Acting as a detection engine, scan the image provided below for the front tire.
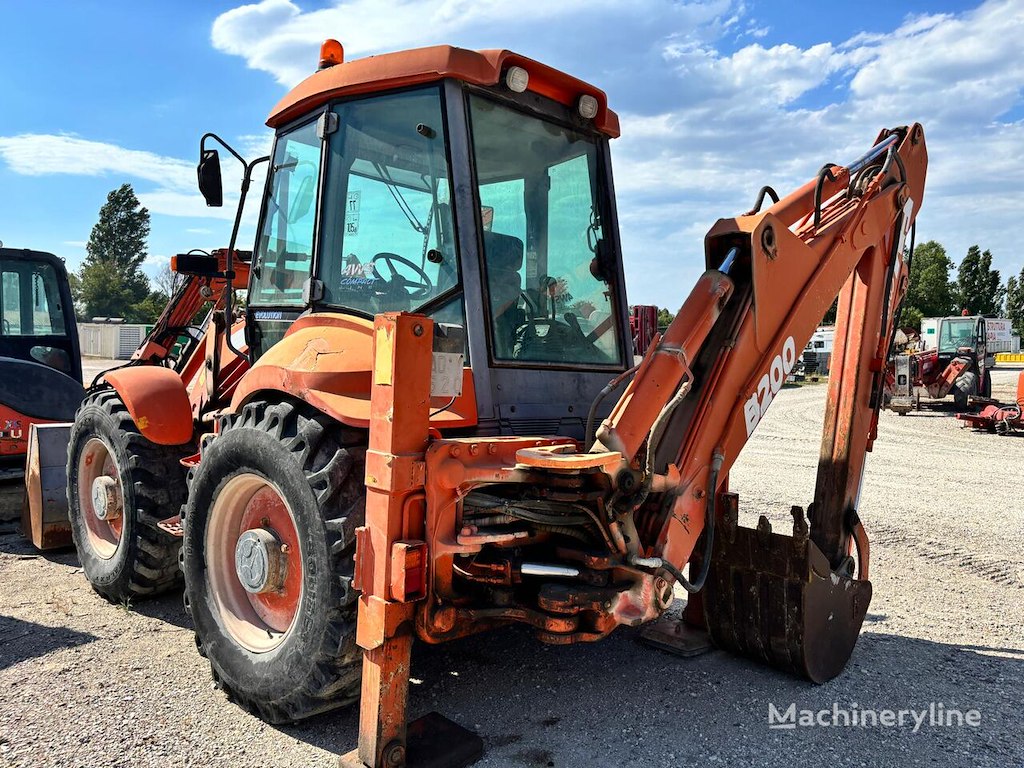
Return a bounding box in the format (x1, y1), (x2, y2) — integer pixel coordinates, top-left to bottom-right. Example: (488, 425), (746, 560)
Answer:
(67, 389), (191, 602)
(181, 400), (365, 724)
(953, 371), (977, 410)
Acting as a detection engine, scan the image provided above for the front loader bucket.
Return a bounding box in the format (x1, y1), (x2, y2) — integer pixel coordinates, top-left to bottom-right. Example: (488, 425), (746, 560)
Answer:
(701, 493), (872, 683)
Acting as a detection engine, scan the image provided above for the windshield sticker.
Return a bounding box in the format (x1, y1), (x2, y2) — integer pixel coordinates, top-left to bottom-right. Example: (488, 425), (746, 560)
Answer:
(346, 191), (361, 235)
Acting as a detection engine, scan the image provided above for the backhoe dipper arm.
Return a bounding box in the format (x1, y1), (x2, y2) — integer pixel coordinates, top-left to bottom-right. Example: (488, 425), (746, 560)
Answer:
(595, 124), (927, 574)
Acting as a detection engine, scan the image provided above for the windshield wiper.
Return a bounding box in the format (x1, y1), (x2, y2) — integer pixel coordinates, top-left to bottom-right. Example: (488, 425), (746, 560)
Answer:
(373, 161), (426, 235)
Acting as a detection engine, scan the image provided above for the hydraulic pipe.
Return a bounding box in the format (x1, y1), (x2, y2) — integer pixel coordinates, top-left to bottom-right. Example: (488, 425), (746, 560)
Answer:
(593, 269), (734, 464)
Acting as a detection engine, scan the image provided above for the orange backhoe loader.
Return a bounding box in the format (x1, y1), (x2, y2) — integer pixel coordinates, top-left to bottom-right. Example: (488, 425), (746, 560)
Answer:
(45, 39), (925, 768)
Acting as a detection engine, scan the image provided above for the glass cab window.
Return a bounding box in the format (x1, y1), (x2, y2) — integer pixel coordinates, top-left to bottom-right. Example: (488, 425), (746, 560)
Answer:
(251, 119), (322, 306)
(468, 95), (622, 366)
(1, 260), (67, 337)
(938, 318), (977, 352)
(319, 88), (459, 316)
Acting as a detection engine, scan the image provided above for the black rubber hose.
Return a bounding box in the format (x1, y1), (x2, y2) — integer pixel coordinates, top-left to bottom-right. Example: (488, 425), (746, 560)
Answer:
(629, 451), (723, 593)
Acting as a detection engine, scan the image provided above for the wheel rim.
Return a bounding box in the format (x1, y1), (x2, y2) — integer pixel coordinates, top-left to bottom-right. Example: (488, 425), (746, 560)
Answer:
(206, 473), (303, 653)
(77, 437), (124, 560)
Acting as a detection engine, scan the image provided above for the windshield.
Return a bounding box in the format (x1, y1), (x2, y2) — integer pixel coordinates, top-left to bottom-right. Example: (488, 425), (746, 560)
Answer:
(251, 118), (322, 306)
(1, 259), (68, 337)
(318, 87), (459, 315)
(468, 95), (622, 366)
(938, 318), (976, 352)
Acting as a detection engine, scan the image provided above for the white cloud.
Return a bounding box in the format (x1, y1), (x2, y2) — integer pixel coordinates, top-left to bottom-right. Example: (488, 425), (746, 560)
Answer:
(211, 0), (736, 87)
(609, 0), (1024, 297)
(236, 132), (274, 158)
(0, 134), (193, 191)
(205, 0), (1024, 303)
(0, 133), (266, 224)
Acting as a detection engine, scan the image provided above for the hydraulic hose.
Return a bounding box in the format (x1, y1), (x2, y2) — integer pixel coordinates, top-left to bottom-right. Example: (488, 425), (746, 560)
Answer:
(585, 363), (640, 450)
(629, 450), (724, 594)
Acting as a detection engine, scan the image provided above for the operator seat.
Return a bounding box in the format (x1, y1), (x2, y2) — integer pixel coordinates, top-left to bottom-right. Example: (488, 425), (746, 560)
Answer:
(483, 231), (525, 358)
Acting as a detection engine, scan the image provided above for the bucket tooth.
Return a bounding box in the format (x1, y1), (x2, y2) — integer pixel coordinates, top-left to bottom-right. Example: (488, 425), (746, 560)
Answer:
(790, 505), (809, 540)
(703, 494), (871, 683)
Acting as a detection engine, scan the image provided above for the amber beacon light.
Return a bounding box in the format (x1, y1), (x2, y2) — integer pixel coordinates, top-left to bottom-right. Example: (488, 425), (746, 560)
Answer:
(319, 39), (344, 69)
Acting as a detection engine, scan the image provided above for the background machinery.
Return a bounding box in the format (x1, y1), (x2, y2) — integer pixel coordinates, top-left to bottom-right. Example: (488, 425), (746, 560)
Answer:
(0, 247), (83, 478)
(0, 246), (83, 544)
(887, 313), (992, 413)
(957, 370), (1024, 434)
(44, 39), (927, 768)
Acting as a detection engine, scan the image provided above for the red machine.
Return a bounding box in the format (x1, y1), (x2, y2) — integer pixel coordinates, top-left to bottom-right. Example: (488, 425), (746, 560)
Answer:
(174, 43), (925, 768)
(629, 304), (658, 354)
(0, 248), (83, 480)
(887, 314), (992, 413)
(957, 371), (1024, 434)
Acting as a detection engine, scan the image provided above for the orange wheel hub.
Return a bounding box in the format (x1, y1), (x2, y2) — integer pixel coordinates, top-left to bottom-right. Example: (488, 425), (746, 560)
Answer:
(206, 474), (303, 653)
(77, 438), (124, 559)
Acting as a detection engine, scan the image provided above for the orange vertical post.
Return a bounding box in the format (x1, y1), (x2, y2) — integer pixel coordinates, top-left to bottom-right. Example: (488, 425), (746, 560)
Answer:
(348, 312), (433, 768)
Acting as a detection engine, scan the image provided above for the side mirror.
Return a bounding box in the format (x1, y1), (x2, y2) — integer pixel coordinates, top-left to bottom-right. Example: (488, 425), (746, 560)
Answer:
(198, 149), (223, 207)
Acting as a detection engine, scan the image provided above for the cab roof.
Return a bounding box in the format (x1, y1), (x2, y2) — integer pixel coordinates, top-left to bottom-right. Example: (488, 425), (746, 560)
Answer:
(0, 247), (69, 276)
(266, 45), (620, 138)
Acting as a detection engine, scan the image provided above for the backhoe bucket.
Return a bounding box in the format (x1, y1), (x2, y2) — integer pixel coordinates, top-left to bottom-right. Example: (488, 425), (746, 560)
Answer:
(702, 494), (872, 683)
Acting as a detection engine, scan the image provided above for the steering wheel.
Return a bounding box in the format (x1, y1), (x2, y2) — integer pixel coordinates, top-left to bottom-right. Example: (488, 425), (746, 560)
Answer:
(371, 253), (433, 300)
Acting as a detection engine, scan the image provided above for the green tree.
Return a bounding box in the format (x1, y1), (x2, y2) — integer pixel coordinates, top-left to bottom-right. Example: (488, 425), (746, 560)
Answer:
(657, 308), (674, 328)
(899, 305), (923, 332)
(904, 240), (955, 320)
(1006, 267), (1024, 337)
(133, 290), (170, 324)
(79, 184), (152, 321)
(955, 245), (1004, 316)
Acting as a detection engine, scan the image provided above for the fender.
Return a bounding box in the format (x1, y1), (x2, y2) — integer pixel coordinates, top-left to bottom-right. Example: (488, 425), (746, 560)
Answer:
(230, 312), (477, 429)
(102, 366), (194, 446)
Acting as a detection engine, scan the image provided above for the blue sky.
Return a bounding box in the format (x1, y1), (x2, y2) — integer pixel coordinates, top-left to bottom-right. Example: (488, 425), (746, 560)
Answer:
(1, 0), (1021, 309)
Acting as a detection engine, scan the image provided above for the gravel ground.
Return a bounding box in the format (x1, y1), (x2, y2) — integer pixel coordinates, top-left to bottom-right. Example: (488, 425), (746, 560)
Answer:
(1, 363), (1021, 768)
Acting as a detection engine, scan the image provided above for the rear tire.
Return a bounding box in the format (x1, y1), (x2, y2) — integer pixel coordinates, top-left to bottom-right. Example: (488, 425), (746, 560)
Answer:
(982, 370), (992, 398)
(181, 400), (365, 724)
(67, 389), (191, 602)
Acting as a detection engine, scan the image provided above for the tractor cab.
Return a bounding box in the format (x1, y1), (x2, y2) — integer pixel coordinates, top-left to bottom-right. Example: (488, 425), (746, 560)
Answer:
(0, 248), (81, 380)
(227, 43), (633, 438)
(0, 247), (83, 476)
(937, 314), (990, 389)
(937, 315), (985, 357)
